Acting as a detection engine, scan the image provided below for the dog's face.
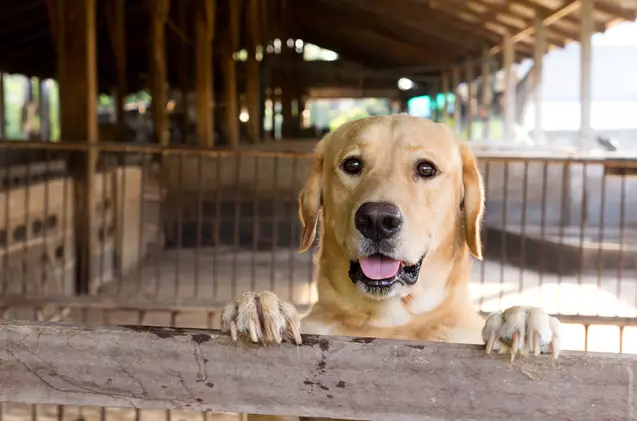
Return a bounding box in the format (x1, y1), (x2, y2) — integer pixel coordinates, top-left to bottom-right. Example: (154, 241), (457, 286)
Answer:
(298, 115), (484, 300)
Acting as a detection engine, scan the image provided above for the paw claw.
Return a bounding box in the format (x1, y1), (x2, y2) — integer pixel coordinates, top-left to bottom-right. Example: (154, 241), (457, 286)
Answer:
(482, 306), (561, 360)
(221, 291), (301, 346)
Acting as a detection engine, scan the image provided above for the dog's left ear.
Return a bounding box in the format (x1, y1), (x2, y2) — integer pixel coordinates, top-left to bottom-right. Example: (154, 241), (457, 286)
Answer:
(459, 142), (485, 260)
(298, 138), (327, 253)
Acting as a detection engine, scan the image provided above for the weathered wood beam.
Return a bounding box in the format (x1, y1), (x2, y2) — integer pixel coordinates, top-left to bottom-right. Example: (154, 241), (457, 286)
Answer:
(480, 46), (493, 141)
(513, 0), (605, 32)
(245, 0), (261, 143)
(1, 320), (636, 420)
(297, 5), (457, 66)
(465, 59), (476, 141)
(595, 0), (636, 21)
(503, 31), (516, 141)
(105, 0), (126, 142)
(451, 66), (461, 135)
(466, 0), (580, 41)
(195, 0), (215, 147)
(533, 13), (546, 145)
(425, 5), (535, 57)
(222, 0), (241, 149)
(2, 295), (637, 328)
(321, 0), (479, 56)
(433, 0), (566, 49)
(441, 72), (450, 125)
(55, 0), (98, 295)
(177, 0), (190, 144)
(148, 0), (170, 145)
(580, 0), (594, 151)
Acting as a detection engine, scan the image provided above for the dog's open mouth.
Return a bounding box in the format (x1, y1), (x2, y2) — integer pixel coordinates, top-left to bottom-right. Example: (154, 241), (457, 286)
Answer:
(348, 253), (424, 291)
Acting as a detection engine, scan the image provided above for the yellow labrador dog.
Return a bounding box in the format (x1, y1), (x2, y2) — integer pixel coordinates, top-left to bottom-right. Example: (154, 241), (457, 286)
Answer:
(221, 115), (560, 421)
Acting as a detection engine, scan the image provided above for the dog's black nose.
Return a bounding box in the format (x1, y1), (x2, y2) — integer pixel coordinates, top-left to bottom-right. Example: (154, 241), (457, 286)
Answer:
(355, 202), (403, 241)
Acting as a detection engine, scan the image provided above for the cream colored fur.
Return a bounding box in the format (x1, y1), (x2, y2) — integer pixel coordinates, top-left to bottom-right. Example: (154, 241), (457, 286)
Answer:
(221, 115), (560, 421)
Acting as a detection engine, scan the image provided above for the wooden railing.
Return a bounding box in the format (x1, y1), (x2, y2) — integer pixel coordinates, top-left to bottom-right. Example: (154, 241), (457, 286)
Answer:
(1, 320), (634, 420)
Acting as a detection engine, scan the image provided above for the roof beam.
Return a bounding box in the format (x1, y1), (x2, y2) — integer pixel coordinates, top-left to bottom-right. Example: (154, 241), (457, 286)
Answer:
(594, 0), (637, 22)
(467, 0), (580, 41)
(512, 0), (606, 32)
(425, 5), (535, 57)
(324, 0), (480, 56)
(292, 6), (456, 66)
(431, 0), (566, 49)
(489, 0), (583, 56)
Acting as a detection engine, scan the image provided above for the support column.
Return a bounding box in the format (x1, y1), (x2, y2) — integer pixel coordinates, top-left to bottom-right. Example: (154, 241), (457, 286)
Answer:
(195, 0), (215, 147)
(465, 60), (475, 141)
(178, 0), (191, 144)
(533, 14), (546, 145)
(451, 66), (461, 136)
(223, 0), (240, 149)
(281, 90), (293, 138)
(56, 0), (98, 294)
(503, 31), (516, 142)
(245, 0), (261, 143)
(148, 0), (170, 145)
(105, 0), (126, 141)
(481, 46), (493, 142)
(441, 73), (450, 125)
(579, 0), (594, 152)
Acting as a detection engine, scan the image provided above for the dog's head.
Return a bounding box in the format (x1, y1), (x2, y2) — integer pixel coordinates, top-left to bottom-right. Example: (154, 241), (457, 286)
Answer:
(298, 115), (484, 301)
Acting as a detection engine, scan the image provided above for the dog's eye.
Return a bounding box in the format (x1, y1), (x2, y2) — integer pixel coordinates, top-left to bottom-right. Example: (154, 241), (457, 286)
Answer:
(341, 157), (363, 175)
(415, 160), (437, 178)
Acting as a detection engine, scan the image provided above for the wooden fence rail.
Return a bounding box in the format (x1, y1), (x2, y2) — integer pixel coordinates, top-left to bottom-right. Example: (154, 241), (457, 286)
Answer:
(0, 320), (635, 421)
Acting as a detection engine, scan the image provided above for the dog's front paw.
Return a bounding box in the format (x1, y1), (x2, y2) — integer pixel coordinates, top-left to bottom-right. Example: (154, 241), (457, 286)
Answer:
(221, 291), (302, 345)
(482, 306), (560, 361)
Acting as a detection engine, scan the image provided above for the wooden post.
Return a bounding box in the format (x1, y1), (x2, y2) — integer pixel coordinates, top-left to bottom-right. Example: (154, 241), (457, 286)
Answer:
(2, 320), (637, 421)
(503, 31), (516, 142)
(451, 66), (461, 136)
(464, 60), (475, 141)
(533, 14), (546, 145)
(580, 0), (594, 152)
(148, 0), (170, 146)
(441, 72), (450, 125)
(481, 46), (492, 141)
(178, 0), (190, 144)
(195, 0), (215, 147)
(55, 0), (99, 294)
(105, 0), (126, 142)
(223, 0), (240, 149)
(245, 0), (261, 143)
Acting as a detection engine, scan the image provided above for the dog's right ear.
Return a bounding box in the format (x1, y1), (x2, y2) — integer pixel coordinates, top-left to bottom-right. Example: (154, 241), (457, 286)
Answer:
(298, 138), (327, 253)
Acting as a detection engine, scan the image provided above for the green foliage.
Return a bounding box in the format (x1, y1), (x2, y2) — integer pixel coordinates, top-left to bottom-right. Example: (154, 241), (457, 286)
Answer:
(3, 74), (28, 139)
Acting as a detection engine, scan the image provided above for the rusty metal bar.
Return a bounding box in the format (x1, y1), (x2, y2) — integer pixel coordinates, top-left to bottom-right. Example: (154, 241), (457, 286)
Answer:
(251, 156), (260, 292)
(194, 154), (204, 297)
(270, 156), (279, 293)
(175, 153), (184, 298)
(136, 158), (147, 296)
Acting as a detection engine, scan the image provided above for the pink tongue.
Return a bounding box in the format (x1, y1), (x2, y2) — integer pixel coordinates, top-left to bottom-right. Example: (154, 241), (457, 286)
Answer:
(359, 256), (401, 280)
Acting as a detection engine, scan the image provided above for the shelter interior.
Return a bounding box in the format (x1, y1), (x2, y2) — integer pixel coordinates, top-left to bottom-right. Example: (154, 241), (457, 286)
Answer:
(1, 0), (635, 149)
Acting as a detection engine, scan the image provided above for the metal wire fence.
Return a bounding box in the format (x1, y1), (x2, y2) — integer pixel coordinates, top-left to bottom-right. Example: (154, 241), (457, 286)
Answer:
(1, 139), (637, 420)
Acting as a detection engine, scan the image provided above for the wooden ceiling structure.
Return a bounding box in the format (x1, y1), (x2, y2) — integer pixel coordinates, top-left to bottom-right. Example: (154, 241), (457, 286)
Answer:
(0, 0), (635, 94)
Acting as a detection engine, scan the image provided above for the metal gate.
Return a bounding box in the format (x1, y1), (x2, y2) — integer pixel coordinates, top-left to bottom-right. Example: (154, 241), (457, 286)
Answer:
(2, 140), (637, 420)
